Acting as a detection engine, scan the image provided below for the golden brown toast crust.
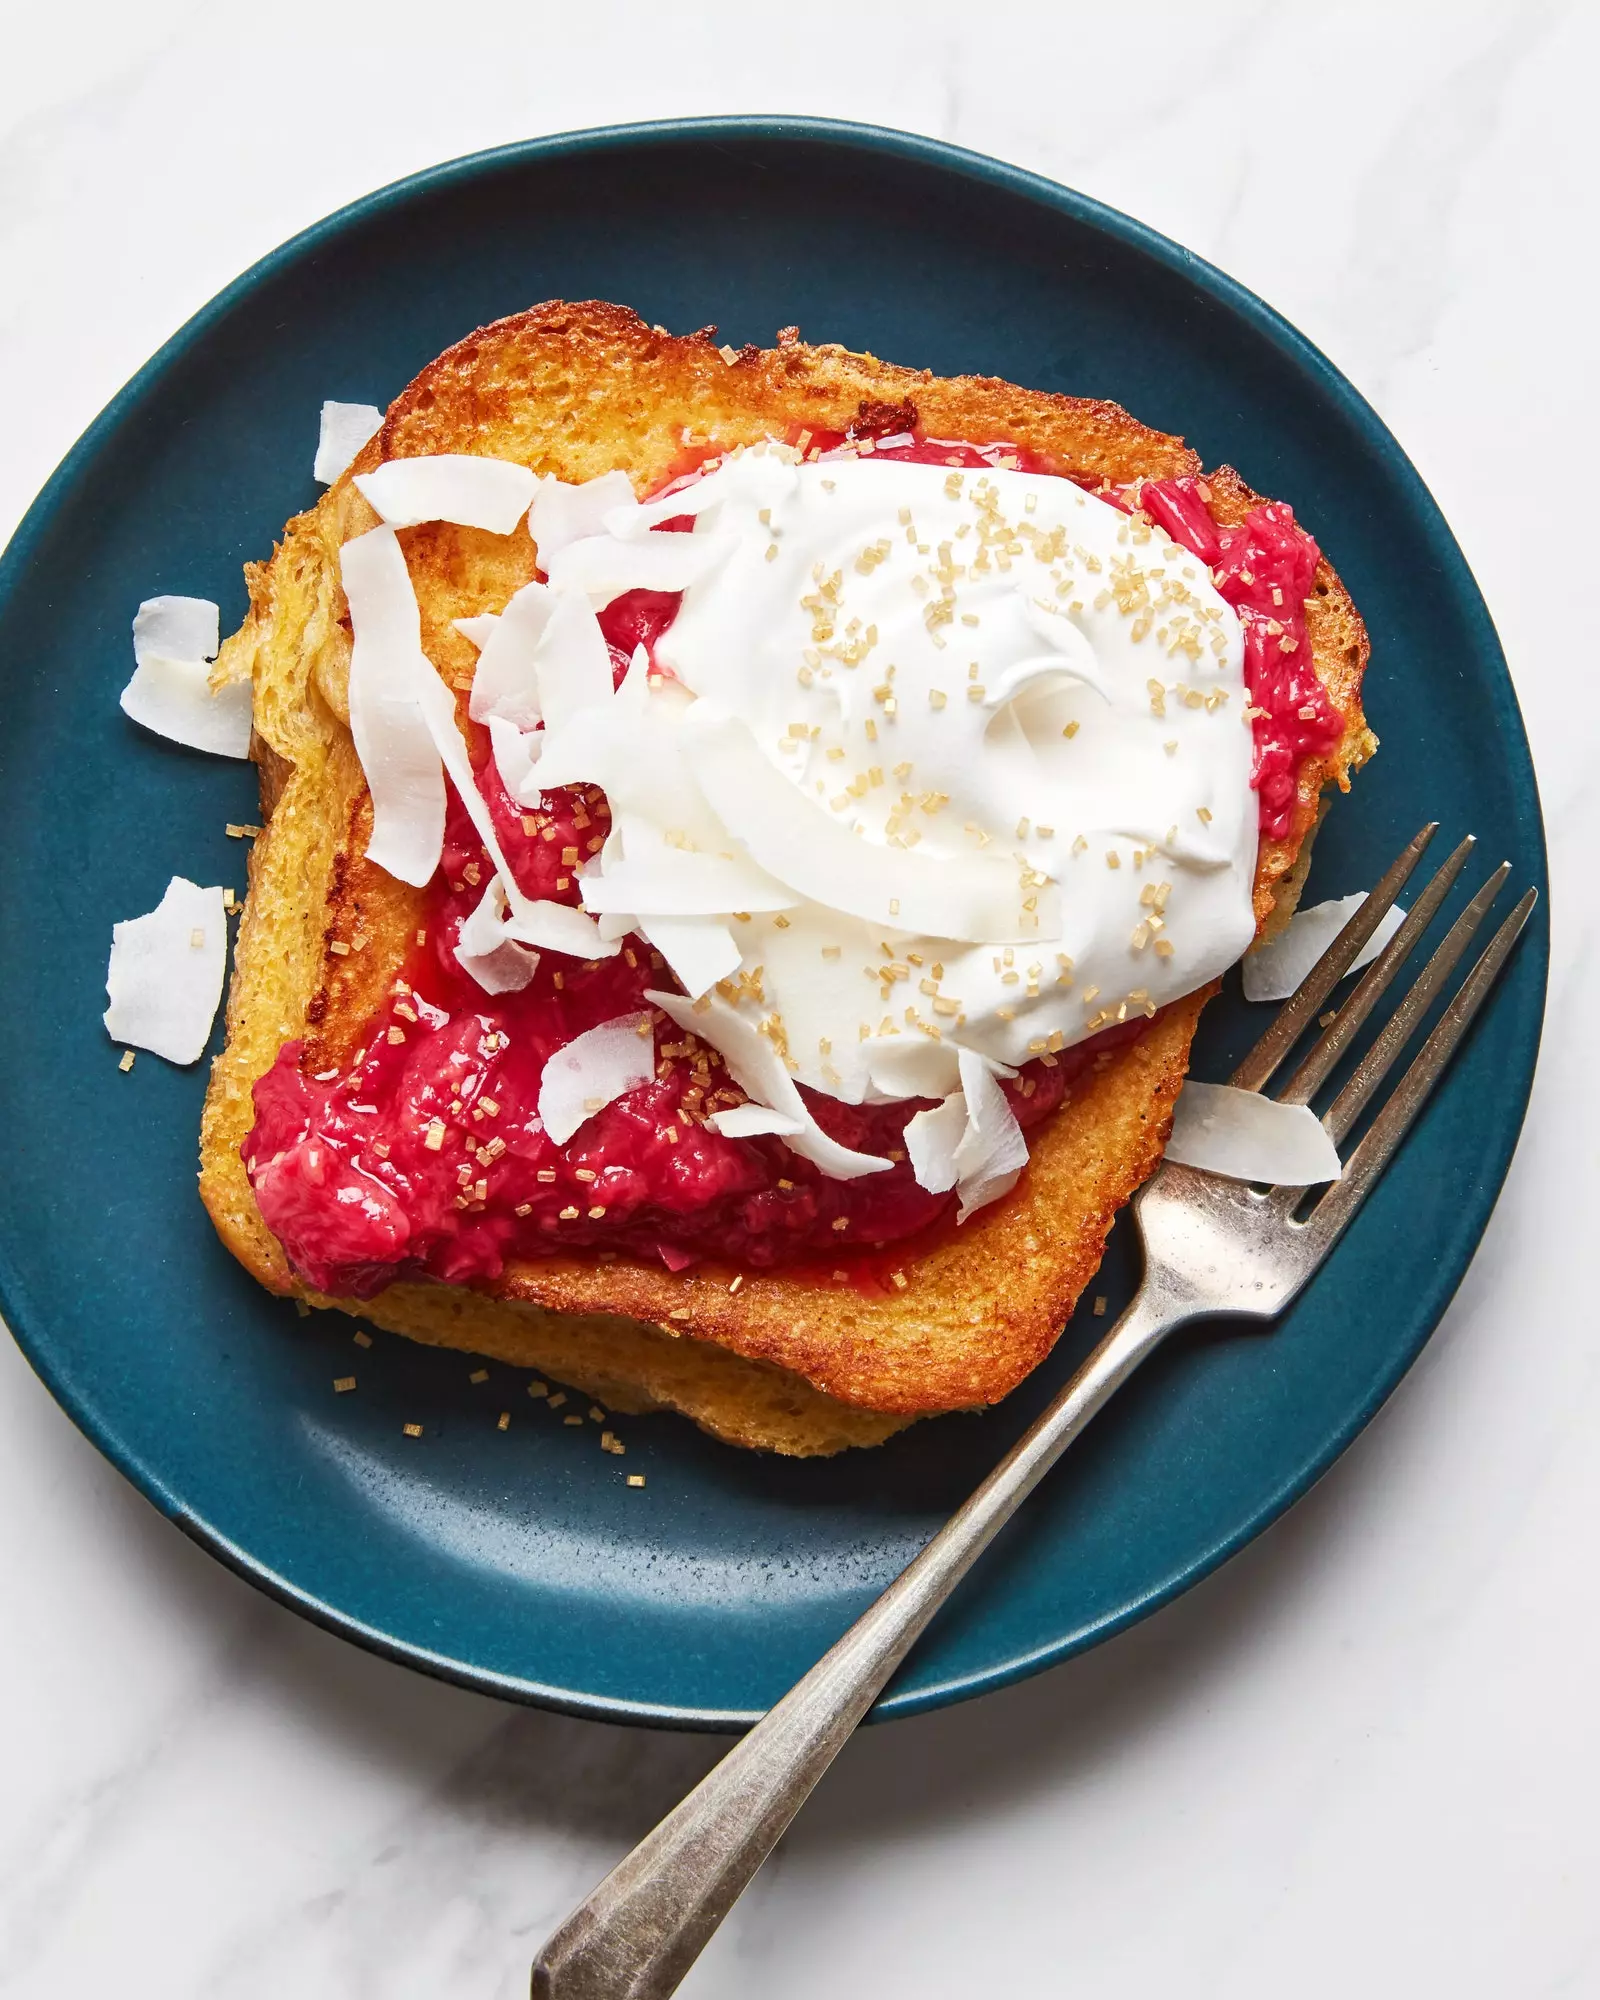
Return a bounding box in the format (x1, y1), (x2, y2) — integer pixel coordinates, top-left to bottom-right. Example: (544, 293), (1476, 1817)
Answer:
(200, 301), (1372, 1453)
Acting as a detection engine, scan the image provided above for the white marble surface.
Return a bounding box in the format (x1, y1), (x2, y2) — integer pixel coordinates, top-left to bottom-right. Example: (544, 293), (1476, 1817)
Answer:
(2, 2), (1596, 1993)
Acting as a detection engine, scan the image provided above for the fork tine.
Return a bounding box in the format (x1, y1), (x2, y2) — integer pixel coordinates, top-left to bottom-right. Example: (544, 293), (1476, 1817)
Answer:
(1231, 822), (1438, 1093)
(1302, 887), (1537, 1249)
(1319, 861), (1513, 1141)
(1277, 836), (1479, 1106)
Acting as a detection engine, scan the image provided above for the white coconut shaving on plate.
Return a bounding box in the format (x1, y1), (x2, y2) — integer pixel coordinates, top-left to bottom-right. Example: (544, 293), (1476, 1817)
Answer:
(1242, 895), (1407, 1003)
(120, 596), (251, 758)
(537, 1014), (656, 1145)
(104, 877), (228, 1065)
(1164, 1082), (1341, 1184)
(314, 401), (384, 485)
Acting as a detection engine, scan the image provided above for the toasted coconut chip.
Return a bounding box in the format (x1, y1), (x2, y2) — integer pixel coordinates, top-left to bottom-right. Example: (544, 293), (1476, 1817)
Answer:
(952, 1047), (1029, 1221)
(410, 661), (615, 961)
(532, 589), (613, 733)
(485, 714), (539, 803)
(706, 1103), (805, 1140)
(467, 579), (552, 728)
(537, 1013), (655, 1144)
(120, 651), (251, 758)
(1165, 1082), (1341, 1184)
(614, 451), (798, 535)
(1242, 895), (1408, 1003)
(543, 528), (738, 605)
(354, 453), (537, 533)
(341, 527), (446, 888)
(866, 1038), (962, 1102)
(132, 595), (219, 667)
(453, 612), (502, 651)
(454, 876), (539, 995)
(679, 699), (1053, 943)
(104, 876), (227, 1065)
(647, 988), (892, 1181)
(529, 469), (640, 564)
(314, 401), (383, 485)
(904, 1090), (967, 1194)
(637, 915), (742, 1001)
(579, 842), (797, 917)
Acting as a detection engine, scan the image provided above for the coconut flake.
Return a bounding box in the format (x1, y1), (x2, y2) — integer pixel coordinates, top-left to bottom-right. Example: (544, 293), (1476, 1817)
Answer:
(453, 612), (502, 651)
(454, 876), (539, 994)
(133, 596), (219, 667)
(543, 528), (737, 604)
(314, 401), (383, 484)
(615, 451), (798, 535)
(1165, 1081), (1341, 1184)
(866, 1039), (963, 1102)
(533, 590), (613, 733)
(905, 1091), (968, 1194)
(579, 844), (796, 917)
(104, 877), (227, 1065)
(409, 664), (614, 960)
(466, 579), (551, 728)
(341, 527), (445, 887)
(485, 714), (539, 802)
(637, 915), (742, 1000)
(951, 1047), (1030, 1220)
(529, 470), (640, 563)
(680, 700), (1051, 943)
(537, 1013), (655, 1144)
(120, 623), (251, 759)
(1242, 895), (1408, 1003)
(355, 454), (537, 533)
(706, 1104), (805, 1140)
(647, 988), (892, 1180)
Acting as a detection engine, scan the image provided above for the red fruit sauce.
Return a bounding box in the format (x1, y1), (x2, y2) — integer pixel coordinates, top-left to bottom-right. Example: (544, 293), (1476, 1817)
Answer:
(245, 432), (1333, 1297)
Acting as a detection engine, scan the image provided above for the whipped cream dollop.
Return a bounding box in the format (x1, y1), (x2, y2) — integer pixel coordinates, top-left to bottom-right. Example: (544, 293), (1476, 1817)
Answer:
(533, 445), (1258, 1106)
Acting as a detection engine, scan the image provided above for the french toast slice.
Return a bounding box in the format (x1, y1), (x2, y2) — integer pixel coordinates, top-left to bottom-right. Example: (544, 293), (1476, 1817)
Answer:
(199, 301), (1373, 1455)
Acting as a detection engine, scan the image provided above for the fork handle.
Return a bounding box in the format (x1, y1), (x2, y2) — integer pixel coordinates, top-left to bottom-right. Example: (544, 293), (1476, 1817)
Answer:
(530, 1284), (1183, 1999)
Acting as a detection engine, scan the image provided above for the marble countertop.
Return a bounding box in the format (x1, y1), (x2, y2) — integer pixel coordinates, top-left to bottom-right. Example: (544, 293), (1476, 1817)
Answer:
(3, 3), (1595, 1993)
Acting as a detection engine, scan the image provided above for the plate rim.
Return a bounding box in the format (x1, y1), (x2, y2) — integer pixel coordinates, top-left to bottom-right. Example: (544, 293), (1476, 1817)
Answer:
(0, 114), (1549, 1730)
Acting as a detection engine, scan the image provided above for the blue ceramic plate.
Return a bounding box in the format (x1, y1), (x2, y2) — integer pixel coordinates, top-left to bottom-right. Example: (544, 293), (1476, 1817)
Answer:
(0, 120), (1546, 1727)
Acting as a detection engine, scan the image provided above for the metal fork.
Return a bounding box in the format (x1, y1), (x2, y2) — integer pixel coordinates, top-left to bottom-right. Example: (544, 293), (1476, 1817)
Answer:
(531, 822), (1536, 2000)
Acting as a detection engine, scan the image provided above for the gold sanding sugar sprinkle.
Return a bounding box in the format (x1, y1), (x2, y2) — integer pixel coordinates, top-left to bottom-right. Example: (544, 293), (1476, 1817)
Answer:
(497, 1412), (511, 1432)
(353, 1331), (372, 1348)
(588, 1405), (607, 1421)
(469, 1367), (489, 1384)
(563, 1414), (584, 1427)
(118, 1050), (135, 1072)
(891, 1271), (909, 1291)
(527, 1380), (549, 1398)
(225, 822), (262, 839)
(423, 1118), (446, 1151)
(1092, 1296), (1107, 1317)
(547, 1391), (568, 1409)
(402, 1423), (424, 1438)
(333, 1376), (356, 1394)
(627, 1475), (647, 1488)
(728, 1273), (745, 1294)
